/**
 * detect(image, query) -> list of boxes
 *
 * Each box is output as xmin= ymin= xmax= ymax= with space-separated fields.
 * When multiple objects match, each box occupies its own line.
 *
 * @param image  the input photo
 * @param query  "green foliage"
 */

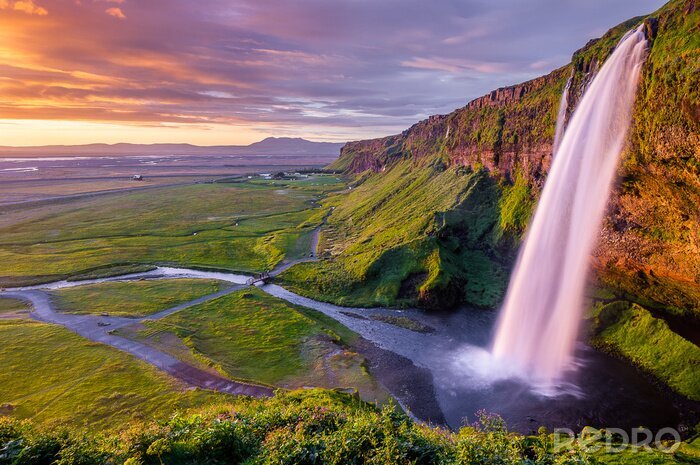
xmin=591 ymin=301 xmax=700 ymax=400
xmin=51 ymin=279 xmax=229 ymax=317
xmin=0 ymin=389 xmax=687 ymax=464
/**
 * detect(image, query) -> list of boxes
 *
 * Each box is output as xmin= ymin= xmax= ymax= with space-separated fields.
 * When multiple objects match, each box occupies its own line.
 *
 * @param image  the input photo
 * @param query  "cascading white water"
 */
xmin=552 ymin=71 xmax=572 ymax=154
xmin=492 ymin=25 xmax=648 ymax=384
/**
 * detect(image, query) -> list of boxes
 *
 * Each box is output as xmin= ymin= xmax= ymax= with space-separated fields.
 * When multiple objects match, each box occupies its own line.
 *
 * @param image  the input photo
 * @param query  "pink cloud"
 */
xmin=402 ymin=57 xmax=508 ymax=74
xmin=105 ymin=6 xmax=125 ymax=19
xmin=2 ymin=0 xmax=48 ymax=15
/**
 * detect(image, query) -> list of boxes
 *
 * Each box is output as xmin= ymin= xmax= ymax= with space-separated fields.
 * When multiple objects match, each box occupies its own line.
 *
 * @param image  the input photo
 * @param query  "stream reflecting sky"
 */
xmin=0 ymin=0 xmax=665 ymax=145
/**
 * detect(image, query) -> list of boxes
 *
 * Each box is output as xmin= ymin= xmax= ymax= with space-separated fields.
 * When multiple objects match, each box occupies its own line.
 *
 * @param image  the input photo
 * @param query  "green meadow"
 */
xmin=50 ymin=278 xmax=230 ymax=317
xmin=0 ymin=298 xmax=29 ymax=314
xmin=0 ymin=318 xmax=229 ymax=430
xmin=1 ymin=388 xmax=689 ymax=465
xmin=122 ymin=288 xmax=387 ymax=402
xmin=0 ymin=177 xmax=344 ymax=287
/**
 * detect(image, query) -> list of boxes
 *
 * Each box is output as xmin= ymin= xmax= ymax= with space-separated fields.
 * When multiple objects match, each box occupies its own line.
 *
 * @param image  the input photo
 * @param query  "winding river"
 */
xmin=2 ymin=262 xmax=696 ymax=433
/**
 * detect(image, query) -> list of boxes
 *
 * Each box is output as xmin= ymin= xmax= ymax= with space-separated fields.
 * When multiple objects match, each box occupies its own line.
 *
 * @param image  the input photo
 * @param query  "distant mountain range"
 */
xmin=0 ymin=137 xmax=345 ymax=158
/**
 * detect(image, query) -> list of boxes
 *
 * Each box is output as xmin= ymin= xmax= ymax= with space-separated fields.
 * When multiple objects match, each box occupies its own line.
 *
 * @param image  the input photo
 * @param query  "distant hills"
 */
xmin=0 ymin=137 xmax=345 ymax=158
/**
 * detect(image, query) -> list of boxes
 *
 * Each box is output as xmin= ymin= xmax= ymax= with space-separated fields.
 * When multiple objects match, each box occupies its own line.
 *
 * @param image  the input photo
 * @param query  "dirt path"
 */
xmin=270 ymin=207 xmax=332 ymax=276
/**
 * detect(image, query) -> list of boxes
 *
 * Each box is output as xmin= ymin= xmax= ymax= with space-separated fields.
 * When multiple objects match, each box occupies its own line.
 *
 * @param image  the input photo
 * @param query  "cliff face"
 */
xmin=333 ymin=67 xmax=566 ymax=189
xmin=297 ymin=0 xmax=699 ymax=316
xmin=594 ymin=0 xmax=700 ymax=315
xmin=332 ymin=14 xmax=648 ymax=186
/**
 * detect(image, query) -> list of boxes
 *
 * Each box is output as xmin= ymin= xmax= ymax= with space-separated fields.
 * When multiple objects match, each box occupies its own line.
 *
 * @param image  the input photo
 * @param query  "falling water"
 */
xmin=552 ymin=71 xmax=572 ymax=154
xmin=492 ymin=25 xmax=648 ymax=384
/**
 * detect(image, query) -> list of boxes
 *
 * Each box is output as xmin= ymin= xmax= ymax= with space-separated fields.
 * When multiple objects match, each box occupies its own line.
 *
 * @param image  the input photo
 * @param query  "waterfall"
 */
xmin=552 ymin=72 xmax=572 ymax=154
xmin=492 ymin=25 xmax=648 ymax=384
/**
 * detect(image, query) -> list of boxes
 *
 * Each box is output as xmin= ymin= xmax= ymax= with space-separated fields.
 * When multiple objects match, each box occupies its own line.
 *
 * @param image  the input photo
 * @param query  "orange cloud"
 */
xmin=11 ymin=0 xmax=48 ymax=15
xmin=105 ymin=6 xmax=125 ymax=19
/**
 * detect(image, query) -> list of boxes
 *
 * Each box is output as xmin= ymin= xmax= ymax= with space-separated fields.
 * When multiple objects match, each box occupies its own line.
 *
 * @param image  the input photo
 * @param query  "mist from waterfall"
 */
xmin=491 ymin=25 xmax=649 ymax=384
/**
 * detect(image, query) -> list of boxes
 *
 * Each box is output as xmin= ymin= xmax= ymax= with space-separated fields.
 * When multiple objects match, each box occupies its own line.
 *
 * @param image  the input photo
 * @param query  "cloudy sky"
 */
xmin=0 ymin=0 xmax=665 ymax=146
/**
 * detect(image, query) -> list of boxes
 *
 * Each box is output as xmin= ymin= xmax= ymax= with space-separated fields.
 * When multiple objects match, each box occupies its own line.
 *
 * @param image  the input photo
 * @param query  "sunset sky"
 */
xmin=1 ymin=0 xmax=665 ymax=146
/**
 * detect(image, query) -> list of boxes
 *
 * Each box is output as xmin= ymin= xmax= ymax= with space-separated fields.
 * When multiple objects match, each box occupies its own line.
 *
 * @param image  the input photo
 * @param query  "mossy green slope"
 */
xmin=591 ymin=301 xmax=700 ymax=400
xmin=282 ymin=165 xmax=511 ymax=309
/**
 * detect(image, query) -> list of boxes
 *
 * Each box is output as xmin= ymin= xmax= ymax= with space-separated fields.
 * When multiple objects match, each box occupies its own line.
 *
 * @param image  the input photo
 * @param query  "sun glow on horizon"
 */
xmin=0 ymin=119 xmax=360 ymax=146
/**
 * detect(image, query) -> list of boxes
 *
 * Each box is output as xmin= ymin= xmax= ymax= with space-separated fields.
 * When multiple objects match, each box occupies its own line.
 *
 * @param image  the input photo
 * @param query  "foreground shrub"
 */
xmin=0 ymin=390 xmax=692 ymax=465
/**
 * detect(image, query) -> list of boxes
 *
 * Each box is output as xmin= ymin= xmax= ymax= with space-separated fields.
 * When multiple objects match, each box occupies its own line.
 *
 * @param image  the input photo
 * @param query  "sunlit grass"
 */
xmin=0 ymin=319 xmax=229 ymax=430
xmin=50 ymin=278 xmax=229 ymax=317
xmin=0 ymin=298 xmax=29 ymax=314
xmin=592 ymin=301 xmax=700 ymax=400
xmin=0 ymin=178 xmax=343 ymax=286
xmin=128 ymin=288 xmax=386 ymax=402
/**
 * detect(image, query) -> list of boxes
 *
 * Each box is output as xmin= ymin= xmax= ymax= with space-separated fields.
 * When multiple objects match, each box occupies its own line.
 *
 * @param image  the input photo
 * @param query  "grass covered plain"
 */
xmin=121 ymin=288 xmax=387 ymax=402
xmin=0 ymin=318 xmax=229 ymax=430
xmin=0 ymin=297 xmax=29 ymax=314
xmin=0 ymin=176 xmax=344 ymax=287
xmin=50 ymin=278 xmax=230 ymax=317
xmin=0 ymin=389 xmax=689 ymax=465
